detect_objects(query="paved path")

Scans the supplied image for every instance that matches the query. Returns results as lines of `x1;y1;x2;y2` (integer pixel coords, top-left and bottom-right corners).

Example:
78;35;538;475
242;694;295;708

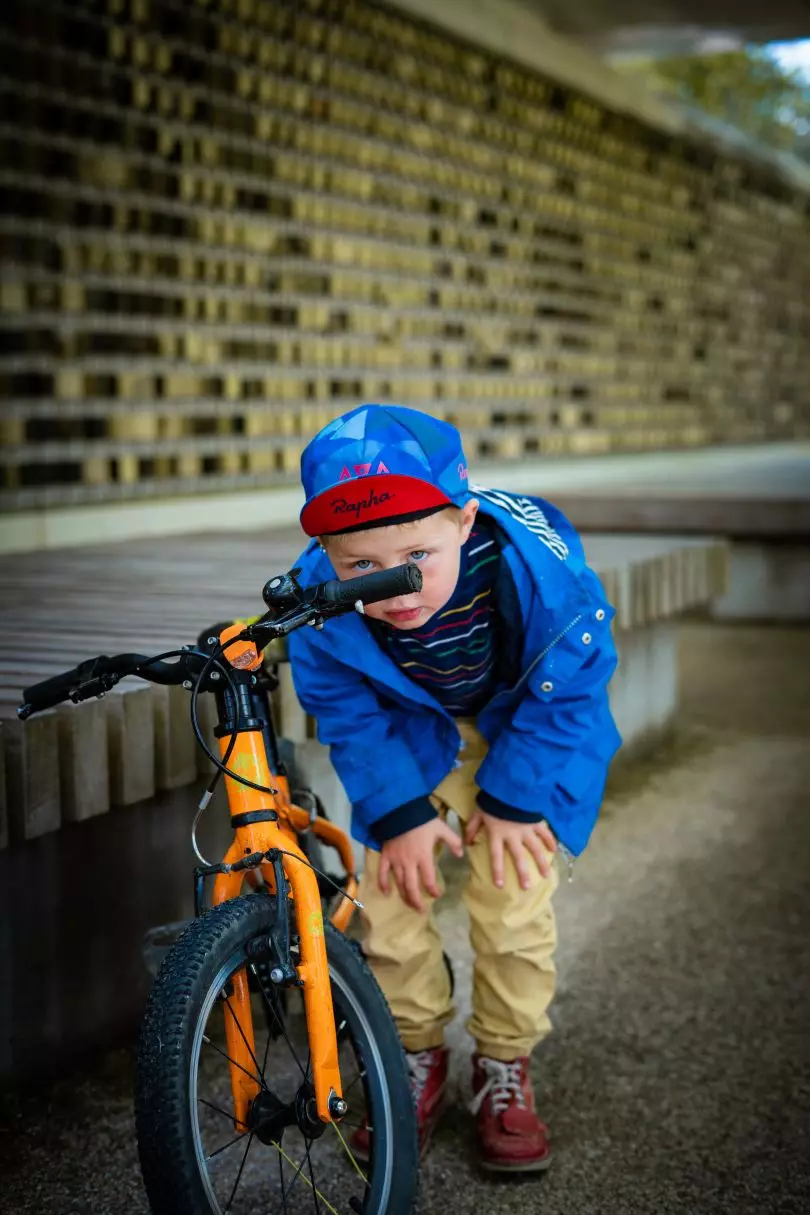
1;622;809;1214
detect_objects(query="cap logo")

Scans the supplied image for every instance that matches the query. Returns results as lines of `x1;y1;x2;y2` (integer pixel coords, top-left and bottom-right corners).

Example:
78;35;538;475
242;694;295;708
338;461;391;480
330;489;394;521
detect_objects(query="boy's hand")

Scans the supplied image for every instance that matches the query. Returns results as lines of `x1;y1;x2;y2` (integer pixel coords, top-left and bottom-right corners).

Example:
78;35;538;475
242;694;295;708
465;810;557;890
378;818;464;913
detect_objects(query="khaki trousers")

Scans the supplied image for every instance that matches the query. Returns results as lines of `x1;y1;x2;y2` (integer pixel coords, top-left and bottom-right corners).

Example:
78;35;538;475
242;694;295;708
359;720;558;1061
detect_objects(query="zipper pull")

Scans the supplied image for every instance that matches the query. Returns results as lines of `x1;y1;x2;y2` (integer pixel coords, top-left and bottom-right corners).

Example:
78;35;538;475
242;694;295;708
559;844;575;884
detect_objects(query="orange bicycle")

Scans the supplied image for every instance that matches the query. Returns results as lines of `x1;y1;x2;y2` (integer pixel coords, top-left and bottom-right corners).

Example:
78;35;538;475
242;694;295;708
17;562;424;1215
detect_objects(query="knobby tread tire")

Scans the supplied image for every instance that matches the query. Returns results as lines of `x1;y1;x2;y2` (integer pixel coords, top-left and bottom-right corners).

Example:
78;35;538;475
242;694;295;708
135;894;419;1215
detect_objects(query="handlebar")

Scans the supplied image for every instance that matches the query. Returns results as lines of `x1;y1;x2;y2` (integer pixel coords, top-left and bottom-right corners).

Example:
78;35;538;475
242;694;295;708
315;562;422;610
17;562;423;721
17;651;204;720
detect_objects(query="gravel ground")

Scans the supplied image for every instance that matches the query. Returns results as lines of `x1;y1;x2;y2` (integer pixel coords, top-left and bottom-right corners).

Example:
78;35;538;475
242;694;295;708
1;622;809;1215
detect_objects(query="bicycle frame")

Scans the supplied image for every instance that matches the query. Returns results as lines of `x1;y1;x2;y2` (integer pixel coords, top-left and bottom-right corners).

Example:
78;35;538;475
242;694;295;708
15;560;424;1150
206;648;359;1131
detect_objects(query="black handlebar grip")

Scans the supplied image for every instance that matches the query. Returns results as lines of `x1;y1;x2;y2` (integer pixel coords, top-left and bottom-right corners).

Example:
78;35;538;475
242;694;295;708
318;563;423;610
19;665;86;718
18;653;130;719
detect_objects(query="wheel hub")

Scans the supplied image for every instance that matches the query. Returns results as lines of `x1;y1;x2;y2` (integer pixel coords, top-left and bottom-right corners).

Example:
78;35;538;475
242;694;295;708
248;1089;293;1146
248;1082;327;1144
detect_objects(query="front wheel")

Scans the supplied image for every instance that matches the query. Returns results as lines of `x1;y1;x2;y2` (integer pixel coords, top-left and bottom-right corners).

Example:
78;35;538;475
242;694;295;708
135;894;418;1214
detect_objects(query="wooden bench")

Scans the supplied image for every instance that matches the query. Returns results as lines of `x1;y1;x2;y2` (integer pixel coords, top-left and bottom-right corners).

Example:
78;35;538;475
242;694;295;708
0;526;728;846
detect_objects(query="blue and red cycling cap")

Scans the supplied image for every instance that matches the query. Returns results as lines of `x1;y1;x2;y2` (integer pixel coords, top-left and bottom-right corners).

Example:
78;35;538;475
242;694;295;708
300;403;471;537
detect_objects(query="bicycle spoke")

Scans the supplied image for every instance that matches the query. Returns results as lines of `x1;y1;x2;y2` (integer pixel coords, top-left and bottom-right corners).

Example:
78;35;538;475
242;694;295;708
300;1045;323;1212
269;1145;309;1215
206;1129;251;1162
260;999;274;1084
330;1120;369;1185
342;1068;366;1097
198;1095;247;1128
223;1130;254;1212
202;1034;262;1089
224;995;268;1089
304;1138;322;1215
268;1141;345;1215
250;963;309;1082
277;1148;287;1212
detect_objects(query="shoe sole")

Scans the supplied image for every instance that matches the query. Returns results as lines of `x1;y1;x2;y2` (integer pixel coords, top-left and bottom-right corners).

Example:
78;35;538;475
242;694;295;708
479;1153;553;1174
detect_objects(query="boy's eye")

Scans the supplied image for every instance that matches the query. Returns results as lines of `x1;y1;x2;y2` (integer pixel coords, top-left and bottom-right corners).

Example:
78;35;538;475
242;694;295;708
351;559;374;571
409;550;428;562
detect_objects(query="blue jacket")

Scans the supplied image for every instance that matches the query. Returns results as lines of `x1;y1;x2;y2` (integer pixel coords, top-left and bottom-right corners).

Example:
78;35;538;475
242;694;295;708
288;487;622;855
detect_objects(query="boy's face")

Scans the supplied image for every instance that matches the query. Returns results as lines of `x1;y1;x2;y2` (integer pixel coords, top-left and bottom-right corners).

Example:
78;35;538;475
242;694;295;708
324;500;479;629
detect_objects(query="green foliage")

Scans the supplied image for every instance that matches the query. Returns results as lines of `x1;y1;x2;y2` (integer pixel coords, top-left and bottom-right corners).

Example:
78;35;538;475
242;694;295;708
653;47;810;155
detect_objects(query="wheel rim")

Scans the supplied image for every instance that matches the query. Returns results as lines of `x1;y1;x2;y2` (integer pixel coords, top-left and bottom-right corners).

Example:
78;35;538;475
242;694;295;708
188;942;394;1214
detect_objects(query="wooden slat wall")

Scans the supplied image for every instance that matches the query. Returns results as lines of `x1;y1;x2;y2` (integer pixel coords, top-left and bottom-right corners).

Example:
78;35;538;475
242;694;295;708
1;0;809;510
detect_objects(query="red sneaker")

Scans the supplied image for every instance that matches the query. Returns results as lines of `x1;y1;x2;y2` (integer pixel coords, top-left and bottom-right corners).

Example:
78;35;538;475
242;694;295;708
470;1054;552;1172
350;1045;449;1162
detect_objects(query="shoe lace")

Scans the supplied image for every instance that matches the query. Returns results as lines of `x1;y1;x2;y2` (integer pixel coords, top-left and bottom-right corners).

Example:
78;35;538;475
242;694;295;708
406;1050;436;1102
469;1057;526;1116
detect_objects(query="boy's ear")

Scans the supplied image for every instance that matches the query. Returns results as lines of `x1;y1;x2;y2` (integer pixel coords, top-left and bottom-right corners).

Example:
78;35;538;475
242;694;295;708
459;498;479;543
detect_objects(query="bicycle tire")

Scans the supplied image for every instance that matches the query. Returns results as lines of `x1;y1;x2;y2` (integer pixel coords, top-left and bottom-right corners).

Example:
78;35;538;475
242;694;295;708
135;894;419;1215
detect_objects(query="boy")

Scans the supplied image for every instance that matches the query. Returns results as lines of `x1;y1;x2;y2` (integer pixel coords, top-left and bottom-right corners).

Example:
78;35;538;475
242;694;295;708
288;404;621;1172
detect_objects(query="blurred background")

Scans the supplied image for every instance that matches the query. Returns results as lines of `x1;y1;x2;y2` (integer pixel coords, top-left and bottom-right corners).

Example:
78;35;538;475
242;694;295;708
0;0;808;1212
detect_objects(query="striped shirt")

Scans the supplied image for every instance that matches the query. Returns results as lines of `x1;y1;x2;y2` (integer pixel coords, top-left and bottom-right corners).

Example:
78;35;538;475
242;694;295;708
369;518;502;716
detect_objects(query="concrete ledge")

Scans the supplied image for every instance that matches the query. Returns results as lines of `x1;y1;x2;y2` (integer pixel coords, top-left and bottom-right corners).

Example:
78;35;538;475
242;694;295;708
2;443;803;555
550;495;810;540
546;444;810;622
711;543;810;622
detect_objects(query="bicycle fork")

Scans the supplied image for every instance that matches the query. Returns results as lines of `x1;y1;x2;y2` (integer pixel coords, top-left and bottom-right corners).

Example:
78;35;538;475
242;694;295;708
210;729;344;1132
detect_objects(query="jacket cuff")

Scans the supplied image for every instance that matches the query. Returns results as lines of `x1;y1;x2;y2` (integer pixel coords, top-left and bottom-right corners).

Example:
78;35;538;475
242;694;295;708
477;790;543;824
369;795;438;843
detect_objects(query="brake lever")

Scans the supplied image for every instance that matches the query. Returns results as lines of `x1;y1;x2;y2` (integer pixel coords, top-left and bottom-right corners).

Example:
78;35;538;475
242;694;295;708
245;602;322;642
69;672;121;703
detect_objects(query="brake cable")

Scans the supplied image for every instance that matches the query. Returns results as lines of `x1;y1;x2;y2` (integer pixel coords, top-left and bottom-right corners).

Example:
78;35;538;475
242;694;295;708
187;613;318;865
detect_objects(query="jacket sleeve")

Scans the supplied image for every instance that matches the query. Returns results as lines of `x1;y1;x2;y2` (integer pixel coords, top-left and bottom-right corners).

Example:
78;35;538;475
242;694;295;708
474;588;621;840
286;630;437;839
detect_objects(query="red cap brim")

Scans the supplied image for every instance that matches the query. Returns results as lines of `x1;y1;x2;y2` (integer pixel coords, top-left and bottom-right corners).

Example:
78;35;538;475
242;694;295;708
301;474;452;537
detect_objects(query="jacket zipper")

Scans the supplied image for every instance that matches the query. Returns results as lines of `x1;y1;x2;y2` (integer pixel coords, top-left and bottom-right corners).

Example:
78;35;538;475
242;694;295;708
485;611;584;712
558;842;577;883
484;610;585;880
541;615;583;883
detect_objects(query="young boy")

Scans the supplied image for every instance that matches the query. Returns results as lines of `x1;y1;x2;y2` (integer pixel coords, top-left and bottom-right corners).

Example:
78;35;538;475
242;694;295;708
288;403;621;1172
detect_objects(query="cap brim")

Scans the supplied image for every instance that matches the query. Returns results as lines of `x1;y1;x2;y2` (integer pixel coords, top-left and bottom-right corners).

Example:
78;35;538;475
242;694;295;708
301;474;453;537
